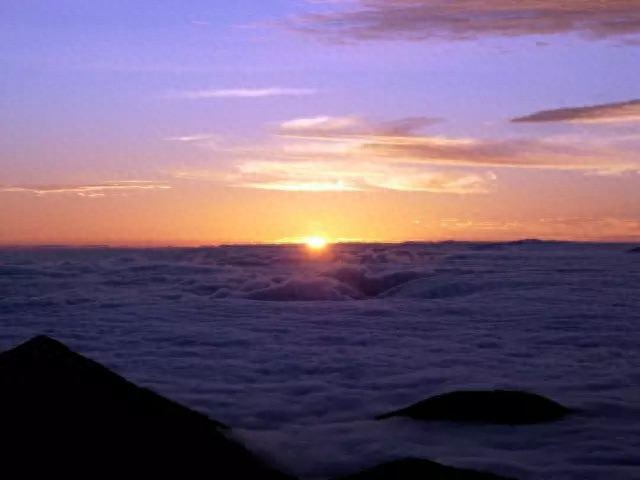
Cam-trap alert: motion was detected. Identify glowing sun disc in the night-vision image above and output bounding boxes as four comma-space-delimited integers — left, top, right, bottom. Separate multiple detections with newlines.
305, 236, 328, 250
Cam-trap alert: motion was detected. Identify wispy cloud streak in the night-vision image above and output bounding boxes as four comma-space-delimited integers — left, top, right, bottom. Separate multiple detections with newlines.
291, 0, 640, 42
176, 161, 496, 194
0, 181, 172, 197
512, 99, 640, 124
275, 115, 639, 171
172, 87, 317, 99
170, 113, 639, 193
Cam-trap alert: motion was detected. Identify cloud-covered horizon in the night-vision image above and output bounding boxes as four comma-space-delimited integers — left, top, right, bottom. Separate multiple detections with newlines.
291, 0, 640, 42
0, 181, 172, 197
512, 99, 640, 124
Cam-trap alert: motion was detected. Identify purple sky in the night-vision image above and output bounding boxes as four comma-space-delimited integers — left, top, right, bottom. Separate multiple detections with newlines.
1, 1, 640, 245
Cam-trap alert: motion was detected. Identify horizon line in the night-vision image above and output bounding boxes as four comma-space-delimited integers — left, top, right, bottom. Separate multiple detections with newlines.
1, 238, 638, 249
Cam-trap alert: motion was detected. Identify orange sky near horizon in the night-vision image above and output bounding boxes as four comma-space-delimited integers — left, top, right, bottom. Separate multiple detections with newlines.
2, 1, 639, 246
2, 172, 638, 246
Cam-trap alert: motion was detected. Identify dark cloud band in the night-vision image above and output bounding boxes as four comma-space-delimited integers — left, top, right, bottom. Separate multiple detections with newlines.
512, 99, 640, 123
292, 0, 640, 42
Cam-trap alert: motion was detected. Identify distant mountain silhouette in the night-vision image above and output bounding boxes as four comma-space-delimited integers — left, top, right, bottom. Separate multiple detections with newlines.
0, 335, 294, 479
376, 390, 572, 424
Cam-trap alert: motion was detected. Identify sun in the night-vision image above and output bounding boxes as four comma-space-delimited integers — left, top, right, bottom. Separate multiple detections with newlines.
305, 236, 328, 250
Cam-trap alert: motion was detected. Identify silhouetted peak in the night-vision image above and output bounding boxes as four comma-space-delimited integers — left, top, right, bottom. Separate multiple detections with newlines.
0, 336, 293, 479
0, 335, 83, 368
6, 334, 69, 355
376, 389, 572, 424
0, 334, 106, 379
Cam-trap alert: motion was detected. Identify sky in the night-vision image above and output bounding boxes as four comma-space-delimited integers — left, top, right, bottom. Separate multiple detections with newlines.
1, 0, 640, 245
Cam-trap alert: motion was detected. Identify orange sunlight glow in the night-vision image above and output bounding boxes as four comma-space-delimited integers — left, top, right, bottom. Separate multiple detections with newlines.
305, 236, 329, 250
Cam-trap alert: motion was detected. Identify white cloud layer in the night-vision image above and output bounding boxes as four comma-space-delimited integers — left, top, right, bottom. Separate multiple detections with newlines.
1, 243, 639, 478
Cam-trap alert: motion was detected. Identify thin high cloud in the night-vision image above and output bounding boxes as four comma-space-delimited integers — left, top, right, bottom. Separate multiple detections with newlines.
176, 162, 496, 194
172, 87, 317, 99
292, 0, 640, 42
172, 115, 495, 194
279, 115, 440, 137
171, 114, 639, 193
512, 99, 640, 124
0, 181, 171, 197
276, 115, 639, 171
166, 134, 220, 143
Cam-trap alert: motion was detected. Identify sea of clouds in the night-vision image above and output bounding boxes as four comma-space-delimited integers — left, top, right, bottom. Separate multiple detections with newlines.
1, 242, 639, 479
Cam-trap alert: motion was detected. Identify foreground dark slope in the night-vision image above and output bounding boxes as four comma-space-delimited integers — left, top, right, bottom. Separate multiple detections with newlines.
0, 335, 522, 480
334, 458, 514, 480
0, 335, 293, 479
